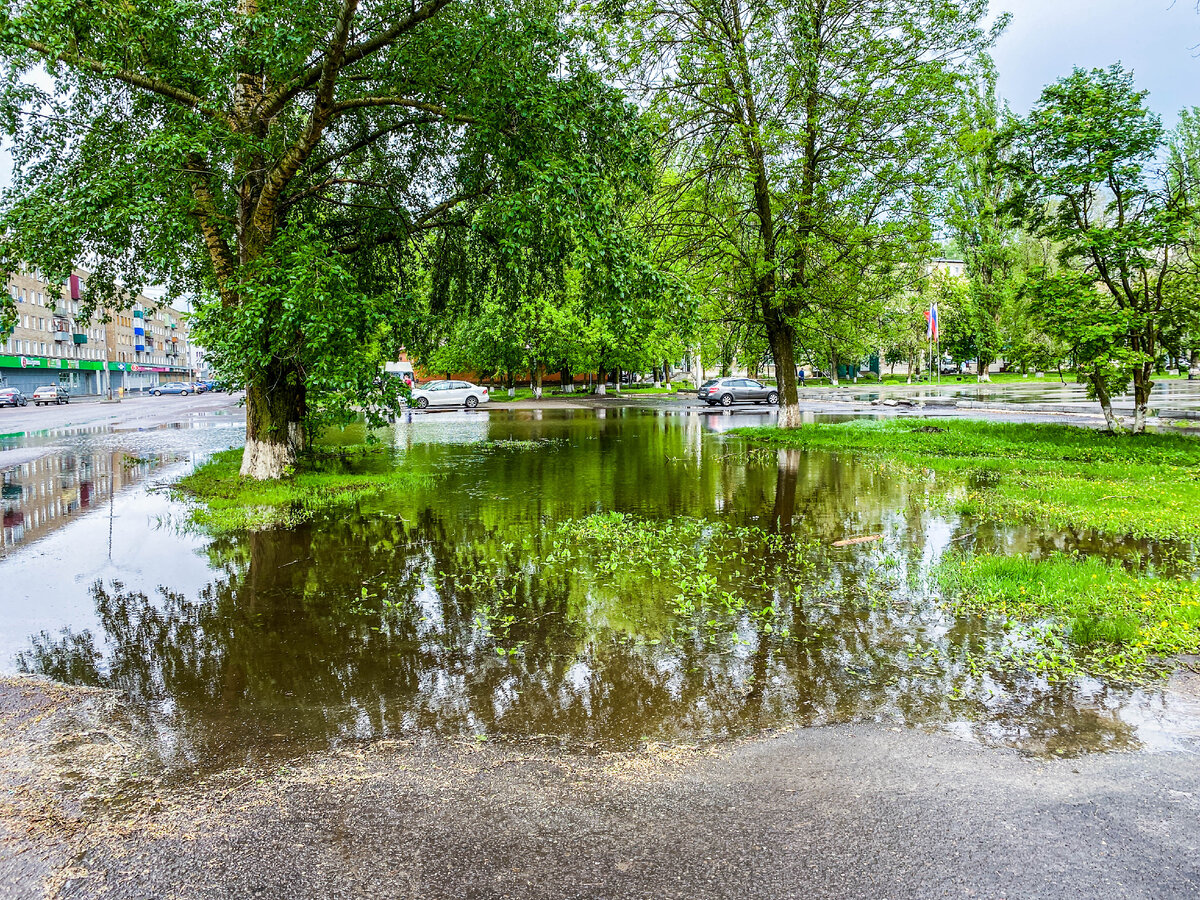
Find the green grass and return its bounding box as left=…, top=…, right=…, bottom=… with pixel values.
left=937, top=553, right=1200, bottom=676
left=173, top=446, right=431, bottom=533
left=736, top=418, right=1200, bottom=542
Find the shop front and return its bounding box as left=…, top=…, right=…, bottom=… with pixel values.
left=0, top=355, right=105, bottom=396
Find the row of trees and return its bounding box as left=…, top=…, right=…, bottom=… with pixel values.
left=1, top=0, right=1196, bottom=477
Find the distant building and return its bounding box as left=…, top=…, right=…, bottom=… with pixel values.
left=1, top=266, right=193, bottom=395
left=928, top=258, right=967, bottom=278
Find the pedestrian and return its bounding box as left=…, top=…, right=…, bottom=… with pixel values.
left=797, top=366, right=806, bottom=387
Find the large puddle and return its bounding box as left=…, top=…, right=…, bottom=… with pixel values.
left=2, top=408, right=1198, bottom=771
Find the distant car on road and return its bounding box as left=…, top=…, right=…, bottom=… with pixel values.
left=409, top=380, right=490, bottom=409
left=31, top=385, right=69, bottom=405
left=150, top=382, right=194, bottom=396
left=698, top=377, right=778, bottom=407
left=0, top=387, right=27, bottom=408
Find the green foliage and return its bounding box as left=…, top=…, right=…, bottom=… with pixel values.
left=0, top=0, right=657, bottom=468
left=1023, top=269, right=1138, bottom=402
left=944, top=63, right=1022, bottom=374
left=1006, top=64, right=1200, bottom=428
left=937, top=553, right=1200, bottom=676
left=601, top=0, right=1001, bottom=407
left=190, top=222, right=409, bottom=435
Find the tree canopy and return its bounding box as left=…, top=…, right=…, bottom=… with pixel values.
left=0, top=0, right=653, bottom=475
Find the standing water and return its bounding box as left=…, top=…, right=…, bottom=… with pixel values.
left=1, top=408, right=1196, bottom=771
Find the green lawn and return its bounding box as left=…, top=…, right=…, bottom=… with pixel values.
left=173, top=446, right=430, bottom=533
left=736, top=418, right=1200, bottom=542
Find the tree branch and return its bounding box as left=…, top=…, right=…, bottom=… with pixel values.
left=18, top=38, right=233, bottom=129
left=331, top=97, right=480, bottom=126
left=252, top=0, right=360, bottom=242
left=257, top=0, right=456, bottom=121
left=185, top=155, right=239, bottom=305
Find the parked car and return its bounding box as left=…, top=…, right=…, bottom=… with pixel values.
left=191, top=381, right=209, bottom=393
left=409, top=380, right=490, bottom=409
left=0, top=388, right=27, bottom=408
left=698, top=377, right=778, bottom=407
left=31, top=385, right=69, bottom=405
left=150, top=382, right=194, bottom=396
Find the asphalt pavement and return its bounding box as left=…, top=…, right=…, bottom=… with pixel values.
left=1, top=675, right=1197, bottom=900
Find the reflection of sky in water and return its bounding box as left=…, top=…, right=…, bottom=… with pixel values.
left=0, top=408, right=1196, bottom=773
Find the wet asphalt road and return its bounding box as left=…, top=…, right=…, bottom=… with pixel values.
left=14, top=718, right=1200, bottom=900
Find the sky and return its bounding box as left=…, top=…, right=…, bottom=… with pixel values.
left=991, top=0, right=1200, bottom=123
left=2, top=1, right=1199, bottom=189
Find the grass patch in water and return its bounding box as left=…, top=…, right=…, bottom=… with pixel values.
left=174, top=446, right=431, bottom=533
left=937, top=552, right=1200, bottom=677
left=736, top=418, right=1200, bottom=541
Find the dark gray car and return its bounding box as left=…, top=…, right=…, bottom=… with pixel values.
left=699, top=377, right=778, bottom=407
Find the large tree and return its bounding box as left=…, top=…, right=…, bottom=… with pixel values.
left=1007, top=65, right=1200, bottom=432
left=0, top=0, right=648, bottom=476
left=603, top=0, right=998, bottom=425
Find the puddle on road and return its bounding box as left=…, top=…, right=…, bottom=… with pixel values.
left=846, top=378, right=1200, bottom=410
left=1, top=408, right=1198, bottom=773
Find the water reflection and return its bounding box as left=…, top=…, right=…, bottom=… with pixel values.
left=7, top=409, right=1199, bottom=769
left=1, top=450, right=170, bottom=556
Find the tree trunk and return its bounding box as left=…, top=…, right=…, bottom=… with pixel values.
left=532, top=365, right=543, bottom=399
left=561, top=367, right=573, bottom=394
left=763, top=309, right=800, bottom=427
left=241, top=358, right=307, bottom=479
left=1089, top=371, right=1123, bottom=434
left=1131, top=363, right=1153, bottom=434
left=828, top=351, right=839, bottom=387
left=662, top=359, right=672, bottom=386
left=596, top=367, right=607, bottom=396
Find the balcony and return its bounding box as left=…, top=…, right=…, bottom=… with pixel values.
left=72, top=333, right=87, bottom=344
left=134, top=344, right=146, bottom=353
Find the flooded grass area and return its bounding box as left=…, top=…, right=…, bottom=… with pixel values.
left=173, top=444, right=432, bottom=532
left=741, top=418, right=1200, bottom=680
left=737, top=418, right=1200, bottom=541
left=3, top=409, right=1199, bottom=773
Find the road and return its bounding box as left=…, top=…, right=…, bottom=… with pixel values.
left=1, top=677, right=1198, bottom=899
left=0, top=391, right=245, bottom=469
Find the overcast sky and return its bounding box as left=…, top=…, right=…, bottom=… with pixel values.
left=992, top=0, right=1199, bottom=122
left=2, top=1, right=1199, bottom=189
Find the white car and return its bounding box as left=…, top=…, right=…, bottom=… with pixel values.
left=32, top=385, right=69, bottom=405
left=410, top=380, right=490, bottom=409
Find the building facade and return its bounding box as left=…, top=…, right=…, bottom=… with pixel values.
left=1, top=266, right=194, bottom=395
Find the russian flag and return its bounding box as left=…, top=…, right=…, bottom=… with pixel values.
left=925, top=302, right=939, bottom=341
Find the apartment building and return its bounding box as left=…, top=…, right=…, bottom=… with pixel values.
left=1, top=266, right=194, bottom=395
